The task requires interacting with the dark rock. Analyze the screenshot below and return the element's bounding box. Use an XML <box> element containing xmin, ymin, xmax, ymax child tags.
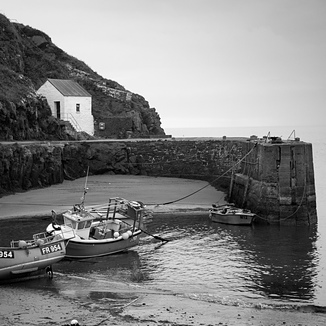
<box><xmin>0</xmin><ymin>13</ymin><xmax>166</xmax><ymax>141</ymax></box>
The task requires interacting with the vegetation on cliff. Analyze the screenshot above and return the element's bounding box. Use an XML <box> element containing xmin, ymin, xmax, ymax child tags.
<box><xmin>0</xmin><ymin>13</ymin><xmax>165</xmax><ymax>140</ymax></box>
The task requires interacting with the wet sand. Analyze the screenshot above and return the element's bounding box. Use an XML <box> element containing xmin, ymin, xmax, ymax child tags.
<box><xmin>0</xmin><ymin>175</ymin><xmax>325</xmax><ymax>325</ymax></box>
<box><xmin>0</xmin><ymin>175</ymin><xmax>226</xmax><ymax>219</ymax></box>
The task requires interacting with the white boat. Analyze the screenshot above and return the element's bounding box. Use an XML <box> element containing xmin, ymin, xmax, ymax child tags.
<box><xmin>0</xmin><ymin>230</ymin><xmax>69</xmax><ymax>282</ymax></box>
<box><xmin>209</xmin><ymin>204</ymin><xmax>255</xmax><ymax>225</ymax></box>
<box><xmin>46</xmin><ymin>197</ymin><xmax>148</xmax><ymax>259</ymax></box>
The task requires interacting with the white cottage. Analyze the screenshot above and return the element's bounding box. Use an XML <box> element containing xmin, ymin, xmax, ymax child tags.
<box><xmin>37</xmin><ymin>79</ymin><xmax>94</xmax><ymax>135</ymax></box>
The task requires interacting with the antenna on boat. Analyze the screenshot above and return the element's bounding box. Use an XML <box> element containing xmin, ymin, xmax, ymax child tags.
<box><xmin>81</xmin><ymin>166</ymin><xmax>90</xmax><ymax>207</ymax></box>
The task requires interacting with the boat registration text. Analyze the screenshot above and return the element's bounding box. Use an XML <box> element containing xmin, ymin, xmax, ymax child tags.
<box><xmin>41</xmin><ymin>243</ymin><xmax>63</xmax><ymax>255</ymax></box>
<box><xmin>0</xmin><ymin>250</ymin><xmax>14</xmax><ymax>258</ymax></box>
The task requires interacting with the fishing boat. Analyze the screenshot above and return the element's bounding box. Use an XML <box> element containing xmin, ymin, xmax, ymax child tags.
<box><xmin>0</xmin><ymin>230</ymin><xmax>69</xmax><ymax>282</ymax></box>
<box><xmin>46</xmin><ymin>197</ymin><xmax>147</xmax><ymax>259</ymax></box>
<box><xmin>209</xmin><ymin>204</ymin><xmax>255</xmax><ymax>225</ymax></box>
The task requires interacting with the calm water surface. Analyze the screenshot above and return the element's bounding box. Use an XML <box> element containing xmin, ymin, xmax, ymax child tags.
<box><xmin>0</xmin><ymin>213</ymin><xmax>324</xmax><ymax>311</ymax></box>
<box><xmin>1</xmin><ymin>125</ymin><xmax>325</xmax><ymax>312</ymax></box>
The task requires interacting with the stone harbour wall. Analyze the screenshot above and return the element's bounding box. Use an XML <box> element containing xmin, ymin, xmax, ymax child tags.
<box><xmin>0</xmin><ymin>138</ymin><xmax>317</xmax><ymax>225</ymax></box>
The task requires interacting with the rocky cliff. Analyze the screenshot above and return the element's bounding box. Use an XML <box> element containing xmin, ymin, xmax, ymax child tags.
<box><xmin>0</xmin><ymin>13</ymin><xmax>165</xmax><ymax>140</ymax></box>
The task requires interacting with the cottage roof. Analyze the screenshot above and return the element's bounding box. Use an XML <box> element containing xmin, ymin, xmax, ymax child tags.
<box><xmin>48</xmin><ymin>79</ymin><xmax>91</xmax><ymax>97</ymax></box>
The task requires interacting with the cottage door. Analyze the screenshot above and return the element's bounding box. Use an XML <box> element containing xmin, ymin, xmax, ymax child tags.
<box><xmin>55</xmin><ymin>101</ymin><xmax>61</xmax><ymax>119</ymax></box>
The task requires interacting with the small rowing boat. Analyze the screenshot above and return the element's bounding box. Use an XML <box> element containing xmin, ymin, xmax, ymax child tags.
<box><xmin>209</xmin><ymin>204</ymin><xmax>255</xmax><ymax>225</ymax></box>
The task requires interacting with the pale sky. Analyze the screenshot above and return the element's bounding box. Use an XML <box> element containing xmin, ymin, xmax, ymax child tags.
<box><xmin>1</xmin><ymin>0</ymin><xmax>326</xmax><ymax>130</ymax></box>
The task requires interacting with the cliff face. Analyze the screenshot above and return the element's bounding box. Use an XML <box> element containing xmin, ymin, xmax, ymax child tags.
<box><xmin>0</xmin><ymin>142</ymin><xmax>139</xmax><ymax>195</ymax></box>
<box><xmin>0</xmin><ymin>13</ymin><xmax>165</xmax><ymax>140</ymax></box>
<box><xmin>0</xmin><ymin>97</ymin><xmax>74</xmax><ymax>141</ymax></box>
<box><xmin>0</xmin><ymin>143</ymin><xmax>64</xmax><ymax>195</ymax></box>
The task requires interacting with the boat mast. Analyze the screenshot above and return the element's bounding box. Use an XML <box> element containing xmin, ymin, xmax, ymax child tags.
<box><xmin>80</xmin><ymin>166</ymin><xmax>90</xmax><ymax>208</ymax></box>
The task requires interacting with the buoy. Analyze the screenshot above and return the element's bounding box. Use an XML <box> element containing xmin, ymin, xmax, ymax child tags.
<box><xmin>18</xmin><ymin>240</ymin><xmax>27</xmax><ymax>248</ymax></box>
<box><xmin>114</xmin><ymin>232</ymin><xmax>119</xmax><ymax>238</ymax></box>
<box><xmin>122</xmin><ymin>233</ymin><xmax>129</xmax><ymax>240</ymax></box>
<box><xmin>36</xmin><ymin>238</ymin><xmax>44</xmax><ymax>246</ymax></box>
<box><xmin>130</xmin><ymin>201</ymin><xmax>141</xmax><ymax>208</ymax></box>
<box><xmin>70</xmin><ymin>320</ymin><xmax>79</xmax><ymax>326</ymax></box>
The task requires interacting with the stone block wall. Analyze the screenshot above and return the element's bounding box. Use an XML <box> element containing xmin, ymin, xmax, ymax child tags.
<box><xmin>0</xmin><ymin>138</ymin><xmax>317</xmax><ymax>225</ymax></box>
<box><xmin>123</xmin><ymin>139</ymin><xmax>249</xmax><ymax>185</ymax></box>
<box><xmin>228</xmin><ymin>141</ymin><xmax>317</xmax><ymax>225</ymax></box>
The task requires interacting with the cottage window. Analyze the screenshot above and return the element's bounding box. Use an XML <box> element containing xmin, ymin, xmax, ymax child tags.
<box><xmin>76</xmin><ymin>103</ymin><xmax>80</xmax><ymax>113</ymax></box>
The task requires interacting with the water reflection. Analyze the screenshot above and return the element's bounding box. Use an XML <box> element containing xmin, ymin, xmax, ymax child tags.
<box><xmin>140</xmin><ymin>214</ymin><xmax>320</xmax><ymax>304</ymax></box>
<box><xmin>242</xmin><ymin>225</ymin><xmax>319</xmax><ymax>302</ymax></box>
<box><xmin>55</xmin><ymin>250</ymin><xmax>147</xmax><ymax>283</ymax></box>
<box><xmin>0</xmin><ymin>215</ymin><xmax>322</xmax><ymax>306</ymax></box>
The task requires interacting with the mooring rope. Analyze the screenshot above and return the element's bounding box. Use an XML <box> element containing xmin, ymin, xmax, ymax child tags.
<box><xmin>253</xmin><ymin>182</ymin><xmax>307</xmax><ymax>223</ymax></box>
<box><xmin>149</xmin><ymin>139</ymin><xmax>308</xmax><ymax>224</ymax></box>
<box><xmin>150</xmin><ymin>142</ymin><xmax>258</xmax><ymax>206</ymax></box>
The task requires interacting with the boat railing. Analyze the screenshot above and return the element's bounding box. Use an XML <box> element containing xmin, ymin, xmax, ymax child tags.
<box><xmin>34</xmin><ymin>229</ymin><xmax>75</xmax><ymax>242</ymax></box>
<box><xmin>33</xmin><ymin>231</ymin><xmax>57</xmax><ymax>243</ymax></box>
<box><xmin>10</xmin><ymin>228</ymin><xmax>75</xmax><ymax>248</ymax></box>
<box><xmin>104</xmin><ymin>197</ymin><xmax>146</xmax><ymax>220</ymax></box>
<box><xmin>10</xmin><ymin>239</ymin><xmax>35</xmax><ymax>248</ymax></box>
<box><xmin>89</xmin><ymin>197</ymin><xmax>151</xmax><ymax>221</ymax></box>
<box><xmin>10</xmin><ymin>232</ymin><xmax>55</xmax><ymax>248</ymax></box>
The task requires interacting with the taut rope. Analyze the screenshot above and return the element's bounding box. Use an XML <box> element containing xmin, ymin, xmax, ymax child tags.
<box><xmin>150</xmin><ymin>143</ymin><xmax>258</xmax><ymax>206</ymax></box>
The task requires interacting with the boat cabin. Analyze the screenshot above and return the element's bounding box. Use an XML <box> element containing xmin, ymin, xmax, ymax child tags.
<box><xmin>62</xmin><ymin>206</ymin><xmax>94</xmax><ymax>239</ymax></box>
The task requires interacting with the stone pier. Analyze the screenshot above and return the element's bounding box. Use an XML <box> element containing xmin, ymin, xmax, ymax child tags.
<box><xmin>227</xmin><ymin>138</ymin><xmax>317</xmax><ymax>225</ymax></box>
<box><xmin>0</xmin><ymin>136</ymin><xmax>317</xmax><ymax>225</ymax></box>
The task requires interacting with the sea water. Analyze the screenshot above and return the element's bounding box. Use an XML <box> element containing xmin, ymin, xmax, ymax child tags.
<box><xmin>162</xmin><ymin>124</ymin><xmax>326</xmax><ymax>308</ymax></box>
<box><xmin>0</xmin><ymin>125</ymin><xmax>325</xmax><ymax>313</ymax></box>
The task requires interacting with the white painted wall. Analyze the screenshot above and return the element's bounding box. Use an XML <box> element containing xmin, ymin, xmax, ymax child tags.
<box><xmin>37</xmin><ymin>80</ymin><xmax>94</xmax><ymax>135</ymax></box>
<box><xmin>37</xmin><ymin>80</ymin><xmax>64</xmax><ymax>117</ymax></box>
<box><xmin>63</xmin><ymin>96</ymin><xmax>94</xmax><ymax>135</ymax></box>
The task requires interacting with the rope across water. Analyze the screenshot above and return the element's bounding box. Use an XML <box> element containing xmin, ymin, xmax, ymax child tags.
<box><xmin>151</xmin><ymin>143</ymin><xmax>258</xmax><ymax>206</ymax></box>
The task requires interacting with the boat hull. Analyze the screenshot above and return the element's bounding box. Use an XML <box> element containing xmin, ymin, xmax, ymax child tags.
<box><xmin>0</xmin><ymin>240</ymin><xmax>66</xmax><ymax>282</ymax></box>
<box><xmin>209</xmin><ymin>212</ymin><xmax>255</xmax><ymax>225</ymax></box>
<box><xmin>65</xmin><ymin>231</ymin><xmax>141</xmax><ymax>259</ymax></box>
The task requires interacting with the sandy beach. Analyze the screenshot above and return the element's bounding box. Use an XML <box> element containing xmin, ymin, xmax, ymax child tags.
<box><xmin>0</xmin><ymin>175</ymin><xmax>325</xmax><ymax>326</ymax></box>
<box><xmin>0</xmin><ymin>174</ymin><xmax>226</xmax><ymax>219</ymax></box>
